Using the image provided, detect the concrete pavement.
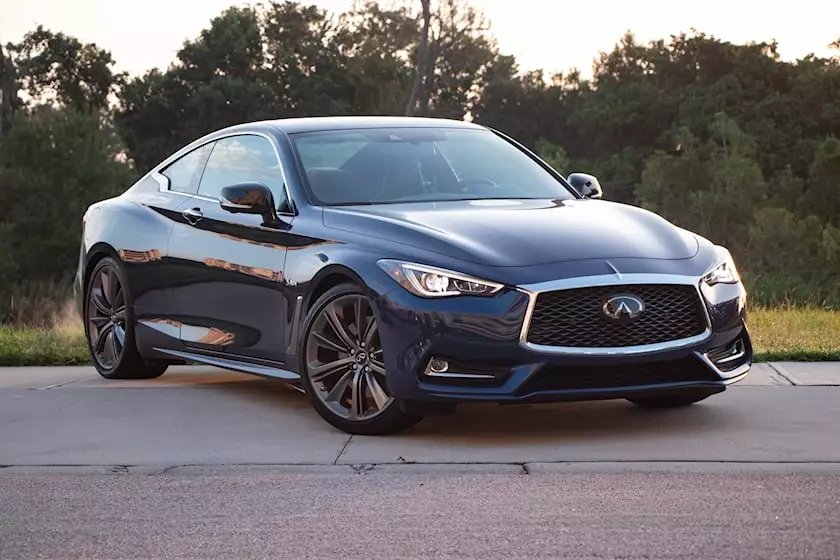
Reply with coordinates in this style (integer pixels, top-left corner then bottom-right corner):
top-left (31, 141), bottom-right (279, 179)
top-left (1, 363), bottom-right (838, 467)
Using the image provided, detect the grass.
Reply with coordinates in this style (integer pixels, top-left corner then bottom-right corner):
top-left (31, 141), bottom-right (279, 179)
top-left (749, 307), bottom-right (840, 362)
top-left (0, 300), bottom-right (89, 367)
top-left (0, 326), bottom-right (89, 366)
top-left (0, 306), bottom-right (838, 367)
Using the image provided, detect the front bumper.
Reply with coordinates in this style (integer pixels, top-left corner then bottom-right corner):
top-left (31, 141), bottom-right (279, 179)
top-left (374, 273), bottom-right (751, 405)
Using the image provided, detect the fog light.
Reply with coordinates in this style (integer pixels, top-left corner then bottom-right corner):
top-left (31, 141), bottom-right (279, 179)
top-left (429, 359), bottom-right (449, 373)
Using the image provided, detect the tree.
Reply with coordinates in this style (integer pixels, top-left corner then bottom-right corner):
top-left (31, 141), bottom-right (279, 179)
top-left (0, 43), bottom-right (22, 134)
top-left (335, 1), bottom-right (417, 115)
top-left (637, 114), bottom-right (768, 249)
top-left (804, 136), bottom-right (840, 226)
top-left (535, 139), bottom-right (568, 175)
top-left (7, 26), bottom-right (124, 113)
top-left (116, 2), bottom-right (369, 171)
top-left (117, 6), bottom-right (277, 171)
top-left (5, 9), bottom-right (840, 312)
top-left (0, 108), bottom-right (136, 322)
top-left (405, 0), bottom-right (431, 116)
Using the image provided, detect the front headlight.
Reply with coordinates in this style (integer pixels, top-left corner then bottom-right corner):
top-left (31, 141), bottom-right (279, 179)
top-left (702, 248), bottom-right (740, 286)
top-left (377, 259), bottom-right (504, 298)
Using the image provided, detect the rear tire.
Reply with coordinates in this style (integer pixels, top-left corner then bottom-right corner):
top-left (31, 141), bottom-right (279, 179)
top-left (299, 283), bottom-right (423, 435)
top-left (83, 256), bottom-right (168, 380)
top-left (628, 391), bottom-right (715, 409)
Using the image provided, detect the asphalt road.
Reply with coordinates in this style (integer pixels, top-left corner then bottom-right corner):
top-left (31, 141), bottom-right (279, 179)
top-left (2, 469), bottom-right (839, 559)
top-left (2, 364), bottom-right (839, 558)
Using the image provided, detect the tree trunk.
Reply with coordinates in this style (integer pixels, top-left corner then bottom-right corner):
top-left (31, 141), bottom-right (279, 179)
top-left (405, 0), bottom-right (432, 116)
top-left (0, 43), bottom-right (19, 135)
top-left (418, 39), bottom-right (437, 117)
top-left (0, 44), bottom-right (11, 135)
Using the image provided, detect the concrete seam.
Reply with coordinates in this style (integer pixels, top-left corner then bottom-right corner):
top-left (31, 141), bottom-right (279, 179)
top-left (37, 378), bottom-right (84, 390)
top-left (766, 362), bottom-right (798, 385)
top-left (333, 435), bottom-right (353, 465)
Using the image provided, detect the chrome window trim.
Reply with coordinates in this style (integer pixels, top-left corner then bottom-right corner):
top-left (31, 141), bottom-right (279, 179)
top-left (516, 273), bottom-right (713, 356)
top-left (155, 130), bottom-right (296, 216)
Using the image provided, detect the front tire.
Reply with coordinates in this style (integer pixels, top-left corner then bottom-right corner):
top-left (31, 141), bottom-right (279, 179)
top-left (83, 256), bottom-right (167, 380)
top-left (299, 283), bottom-right (423, 435)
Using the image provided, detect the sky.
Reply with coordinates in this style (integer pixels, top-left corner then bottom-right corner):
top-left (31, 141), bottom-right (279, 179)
top-left (1, 0), bottom-right (838, 78)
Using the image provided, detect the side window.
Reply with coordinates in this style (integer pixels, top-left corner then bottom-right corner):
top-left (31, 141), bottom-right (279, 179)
top-left (197, 135), bottom-right (287, 208)
top-left (160, 143), bottom-right (213, 194)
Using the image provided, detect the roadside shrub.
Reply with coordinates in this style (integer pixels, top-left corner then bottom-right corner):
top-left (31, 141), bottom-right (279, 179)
top-left (0, 108), bottom-right (137, 323)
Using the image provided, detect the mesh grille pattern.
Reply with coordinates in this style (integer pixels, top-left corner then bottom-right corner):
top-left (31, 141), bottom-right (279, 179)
top-left (526, 284), bottom-right (707, 348)
top-left (518, 358), bottom-right (719, 394)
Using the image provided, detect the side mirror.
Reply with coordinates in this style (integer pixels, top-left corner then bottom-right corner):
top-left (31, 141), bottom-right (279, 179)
top-left (567, 173), bottom-right (603, 199)
top-left (219, 182), bottom-right (279, 224)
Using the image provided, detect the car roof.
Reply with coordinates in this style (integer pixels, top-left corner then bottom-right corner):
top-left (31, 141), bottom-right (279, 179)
top-left (230, 116), bottom-right (488, 135)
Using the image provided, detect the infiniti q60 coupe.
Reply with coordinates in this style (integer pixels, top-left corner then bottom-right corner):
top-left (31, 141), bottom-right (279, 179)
top-left (75, 116), bottom-right (752, 434)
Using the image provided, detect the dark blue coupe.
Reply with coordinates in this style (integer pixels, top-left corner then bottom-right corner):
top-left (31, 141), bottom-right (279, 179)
top-left (75, 117), bottom-right (752, 434)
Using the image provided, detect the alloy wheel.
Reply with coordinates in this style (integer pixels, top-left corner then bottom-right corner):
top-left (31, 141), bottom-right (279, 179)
top-left (305, 294), bottom-right (393, 421)
top-left (87, 265), bottom-right (127, 370)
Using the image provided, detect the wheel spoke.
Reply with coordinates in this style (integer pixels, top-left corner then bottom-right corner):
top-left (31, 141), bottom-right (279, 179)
top-left (312, 331), bottom-right (349, 354)
top-left (354, 298), bottom-right (365, 341)
top-left (325, 369), bottom-right (354, 402)
top-left (91, 291), bottom-right (111, 316)
top-left (325, 305), bottom-right (356, 350)
top-left (102, 331), bottom-right (117, 364)
top-left (106, 269), bottom-right (119, 306)
top-left (113, 286), bottom-right (125, 310)
top-left (309, 357), bottom-right (354, 383)
top-left (369, 361), bottom-right (386, 376)
top-left (109, 330), bottom-right (121, 360)
top-left (113, 306), bottom-right (127, 323)
top-left (364, 319), bottom-right (378, 349)
top-left (93, 322), bottom-right (113, 353)
top-left (113, 324), bottom-right (126, 347)
top-left (365, 369), bottom-right (390, 410)
top-left (90, 315), bottom-right (110, 327)
top-left (348, 368), bottom-right (365, 420)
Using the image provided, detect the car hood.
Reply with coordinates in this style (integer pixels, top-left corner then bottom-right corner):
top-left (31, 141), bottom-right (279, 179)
top-left (322, 198), bottom-right (699, 267)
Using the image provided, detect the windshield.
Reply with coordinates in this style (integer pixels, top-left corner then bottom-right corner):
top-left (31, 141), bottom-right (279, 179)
top-left (290, 127), bottom-right (576, 206)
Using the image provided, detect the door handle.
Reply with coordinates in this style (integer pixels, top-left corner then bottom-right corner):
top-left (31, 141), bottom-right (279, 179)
top-left (182, 207), bottom-right (203, 224)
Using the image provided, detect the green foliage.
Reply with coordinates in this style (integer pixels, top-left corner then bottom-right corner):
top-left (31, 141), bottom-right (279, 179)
top-left (637, 117), bottom-right (840, 306)
top-left (805, 136), bottom-right (840, 227)
top-left (0, 325), bottom-right (89, 366)
top-left (114, 1), bottom-right (510, 172)
top-left (0, 108), bottom-right (136, 321)
top-left (2, 5), bottom-right (840, 322)
top-left (6, 25), bottom-right (124, 114)
top-left (535, 139), bottom-right (568, 174)
top-left (749, 307), bottom-right (840, 361)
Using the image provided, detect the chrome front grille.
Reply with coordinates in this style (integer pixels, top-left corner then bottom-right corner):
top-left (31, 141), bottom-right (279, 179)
top-left (525, 283), bottom-right (708, 349)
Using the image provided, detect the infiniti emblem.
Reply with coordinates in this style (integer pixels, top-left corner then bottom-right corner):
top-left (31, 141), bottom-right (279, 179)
top-left (602, 294), bottom-right (645, 320)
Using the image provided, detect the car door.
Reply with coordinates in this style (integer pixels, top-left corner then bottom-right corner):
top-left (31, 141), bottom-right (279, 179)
top-left (125, 142), bottom-right (214, 350)
top-left (167, 133), bottom-right (295, 364)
